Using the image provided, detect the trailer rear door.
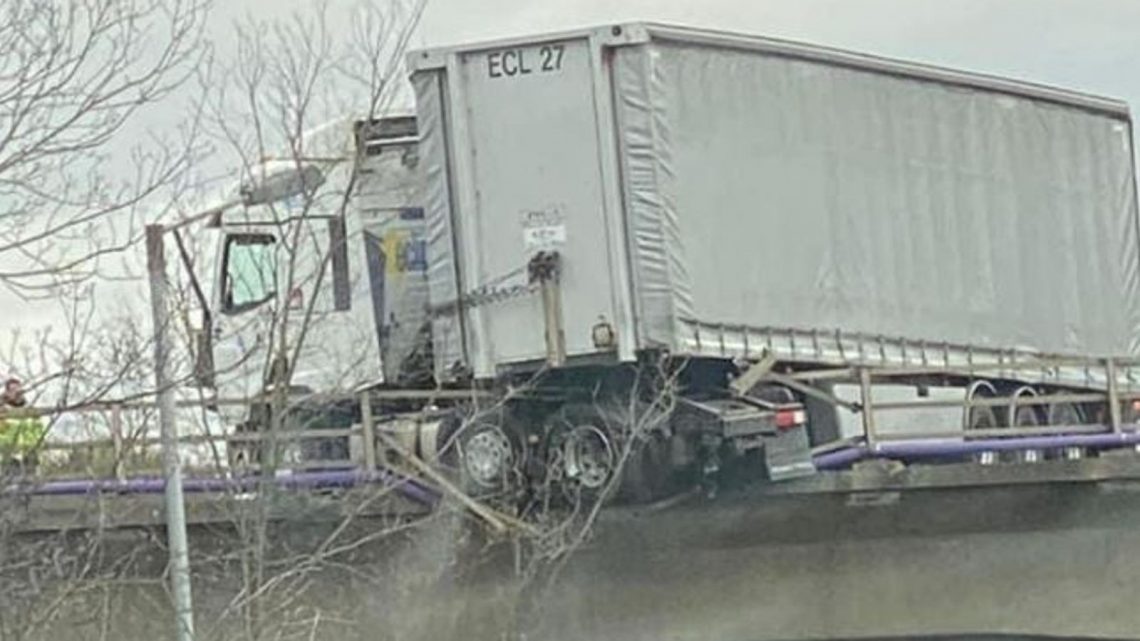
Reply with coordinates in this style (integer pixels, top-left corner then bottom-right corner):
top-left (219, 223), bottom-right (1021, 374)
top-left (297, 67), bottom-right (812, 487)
top-left (446, 37), bottom-right (621, 373)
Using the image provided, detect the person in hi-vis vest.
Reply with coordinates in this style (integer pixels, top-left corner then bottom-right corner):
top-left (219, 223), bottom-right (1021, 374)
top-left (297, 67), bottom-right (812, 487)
top-left (0, 378), bottom-right (45, 473)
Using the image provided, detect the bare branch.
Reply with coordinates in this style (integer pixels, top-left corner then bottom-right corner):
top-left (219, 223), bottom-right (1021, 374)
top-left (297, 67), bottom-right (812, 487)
top-left (0, 0), bottom-right (209, 293)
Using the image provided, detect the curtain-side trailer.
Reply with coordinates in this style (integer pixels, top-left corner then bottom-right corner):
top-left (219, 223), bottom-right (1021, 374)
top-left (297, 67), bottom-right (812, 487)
top-left (406, 22), bottom-right (1140, 500)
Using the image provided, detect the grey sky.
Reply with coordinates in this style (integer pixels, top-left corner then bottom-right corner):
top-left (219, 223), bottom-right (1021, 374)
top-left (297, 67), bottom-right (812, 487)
top-left (6, 0), bottom-right (1140, 339)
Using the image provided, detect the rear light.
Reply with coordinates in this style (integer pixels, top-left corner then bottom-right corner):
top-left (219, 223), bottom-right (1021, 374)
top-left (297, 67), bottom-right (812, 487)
top-left (775, 408), bottom-right (806, 429)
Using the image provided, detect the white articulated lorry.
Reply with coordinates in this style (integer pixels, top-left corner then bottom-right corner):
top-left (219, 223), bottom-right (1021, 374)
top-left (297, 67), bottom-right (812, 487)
top-left (201, 23), bottom-right (1140, 503)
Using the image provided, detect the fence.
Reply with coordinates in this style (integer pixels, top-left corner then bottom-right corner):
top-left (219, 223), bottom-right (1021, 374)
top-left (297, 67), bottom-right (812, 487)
top-left (797, 354), bottom-right (1140, 470)
top-left (6, 353), bottom-right (1140, 487)
top-left (2, 389), bottom-right (483, 485)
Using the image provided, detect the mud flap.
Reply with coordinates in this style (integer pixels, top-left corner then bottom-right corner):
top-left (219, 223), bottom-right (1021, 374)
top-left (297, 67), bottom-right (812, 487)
top-left (763, 426), bottom-right (816, 481)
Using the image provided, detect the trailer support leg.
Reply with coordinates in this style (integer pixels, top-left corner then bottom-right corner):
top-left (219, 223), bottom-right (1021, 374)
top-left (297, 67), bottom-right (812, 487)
top-left (1107, 358), bottom-right (1122, 434)
top-left (859, 368), bottom-right (878, 446)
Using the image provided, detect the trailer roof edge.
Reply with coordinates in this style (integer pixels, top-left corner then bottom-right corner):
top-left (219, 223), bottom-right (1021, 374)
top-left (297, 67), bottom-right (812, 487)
top-left (407, 21), bottom-right (1131, 120)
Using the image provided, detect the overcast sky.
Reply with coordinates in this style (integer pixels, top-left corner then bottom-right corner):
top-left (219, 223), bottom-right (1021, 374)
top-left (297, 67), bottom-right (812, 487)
top-left (7, 0), bottom-right (1140, 343)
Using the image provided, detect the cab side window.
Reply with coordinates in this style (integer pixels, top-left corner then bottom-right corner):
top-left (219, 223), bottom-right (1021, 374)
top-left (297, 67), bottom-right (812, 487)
top-left (222, 234), bottom-right (276, 313)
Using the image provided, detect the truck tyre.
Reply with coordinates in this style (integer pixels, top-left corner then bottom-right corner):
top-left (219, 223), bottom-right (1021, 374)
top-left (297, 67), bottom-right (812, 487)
top-left (436, 407), bottom-right (521, 498)
top-left (543, 402), bottom-right (618, 500)
top-left (967, 406), bottom-right (1000, 465)
top-left (1045, 401), bottom-right (1085, 461)
top-left (458, 421), bottom-right (516, 493)
top-left (965, 382), bottom-right (1000, 465)
top-left (618, 431), bottom-right (674, 504)
top-left (1005, 387), bottom-right (1043, 463)
top-left (543, 400), bottom-right (670, 503)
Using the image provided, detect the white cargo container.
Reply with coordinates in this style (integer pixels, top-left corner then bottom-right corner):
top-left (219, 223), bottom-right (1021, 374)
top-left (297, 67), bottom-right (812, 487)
top-left (410, 23), bottom-right (1140, 384)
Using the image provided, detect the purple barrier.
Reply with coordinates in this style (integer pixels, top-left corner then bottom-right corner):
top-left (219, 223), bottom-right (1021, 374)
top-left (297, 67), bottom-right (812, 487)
top-left (6, 468), bottom-right (438, 505)
top-left (813, 430), bottom-right (1140, 470)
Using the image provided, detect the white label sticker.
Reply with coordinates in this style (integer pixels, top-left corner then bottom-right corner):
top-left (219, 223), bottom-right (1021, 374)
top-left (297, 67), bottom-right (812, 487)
top-left (523, 224), bottom-right (567, 249)
top-left (521, 207), bottom-right (566, 249)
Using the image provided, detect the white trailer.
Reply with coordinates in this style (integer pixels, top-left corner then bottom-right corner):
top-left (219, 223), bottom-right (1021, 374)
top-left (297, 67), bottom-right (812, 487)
top-left (403, 23), bottom-right (1140, 497)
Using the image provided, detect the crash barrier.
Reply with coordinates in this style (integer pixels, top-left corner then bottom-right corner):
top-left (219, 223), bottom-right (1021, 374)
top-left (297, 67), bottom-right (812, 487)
top-left (6, 351), bottom-right (1140, 490)
top-left (799, 354), bottom-right (1140, 469)
top-left (0, 389), bottom-right (481, 498)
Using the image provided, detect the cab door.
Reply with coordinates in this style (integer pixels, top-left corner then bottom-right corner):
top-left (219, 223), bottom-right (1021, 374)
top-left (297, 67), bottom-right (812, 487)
top-left (272, 212), bottom-right (379, 396)
top-left (211, 226), bottom-right (279, 424)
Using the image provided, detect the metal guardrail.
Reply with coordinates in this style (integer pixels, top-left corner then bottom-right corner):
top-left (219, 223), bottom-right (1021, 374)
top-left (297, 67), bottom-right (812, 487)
top-left (677, 317), bottom-right (1140, 463)
top-left (9, 348), bottom-right (1140, 485)
top-left (803, 356), bottom-right (1140, 460)
top-left (4, 388), bottom-right (481, 483)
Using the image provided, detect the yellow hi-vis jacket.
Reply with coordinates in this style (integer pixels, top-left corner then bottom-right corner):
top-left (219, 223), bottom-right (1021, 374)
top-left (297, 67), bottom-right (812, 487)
top-left (0, 408), bottom-right (45, 460)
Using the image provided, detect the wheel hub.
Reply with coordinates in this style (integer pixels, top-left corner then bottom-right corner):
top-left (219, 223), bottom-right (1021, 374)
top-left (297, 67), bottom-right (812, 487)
top-left (562, 424), bottom-right (615, 490)
top-left (462, 426), bottom-right (512, 488)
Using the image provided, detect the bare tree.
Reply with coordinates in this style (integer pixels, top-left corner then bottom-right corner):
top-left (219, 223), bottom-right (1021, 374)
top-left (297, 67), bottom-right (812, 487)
top-left (171, 2), bottom-right (438, 638)
top-left (0, 0), bottom-right (209, 294)
top-left (0, 0), bottom-right (212, 537)
top-left (0, 1), bottom-right (209, 639)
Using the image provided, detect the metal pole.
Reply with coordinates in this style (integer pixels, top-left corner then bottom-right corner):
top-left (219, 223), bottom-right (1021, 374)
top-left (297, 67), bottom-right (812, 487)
top-left (146, 224), bottom-right (195, 641)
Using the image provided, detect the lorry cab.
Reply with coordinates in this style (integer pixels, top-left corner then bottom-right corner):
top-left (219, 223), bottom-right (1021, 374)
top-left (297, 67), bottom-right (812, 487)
top-left (205, 116), bottom-right (427, 430)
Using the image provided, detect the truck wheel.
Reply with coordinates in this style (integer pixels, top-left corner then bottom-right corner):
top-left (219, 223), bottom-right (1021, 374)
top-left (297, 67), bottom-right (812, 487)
top-left (543, 401), bottom-right (641, 502)
top-left (965, 382), bottom-right (999, 465)
top-left (456, 421), bottom-right (518, 496)
top-left (967, 405), bottom-right (1000, 465)
top-left (436, 408), bottom-right (521, 497)
top-left (563, 424), bottom-right (615, 492)
top-left (1005, 387), bottom-right (1043, 463)
top-left (618, 432), bottom-right (674, 504)
top-left (1046, 401), bottom-right (1084, 460)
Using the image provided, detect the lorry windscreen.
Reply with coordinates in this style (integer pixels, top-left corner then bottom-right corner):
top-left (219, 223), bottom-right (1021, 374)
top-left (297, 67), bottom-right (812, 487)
top-left (222, 233), bottom-right (276, 313)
